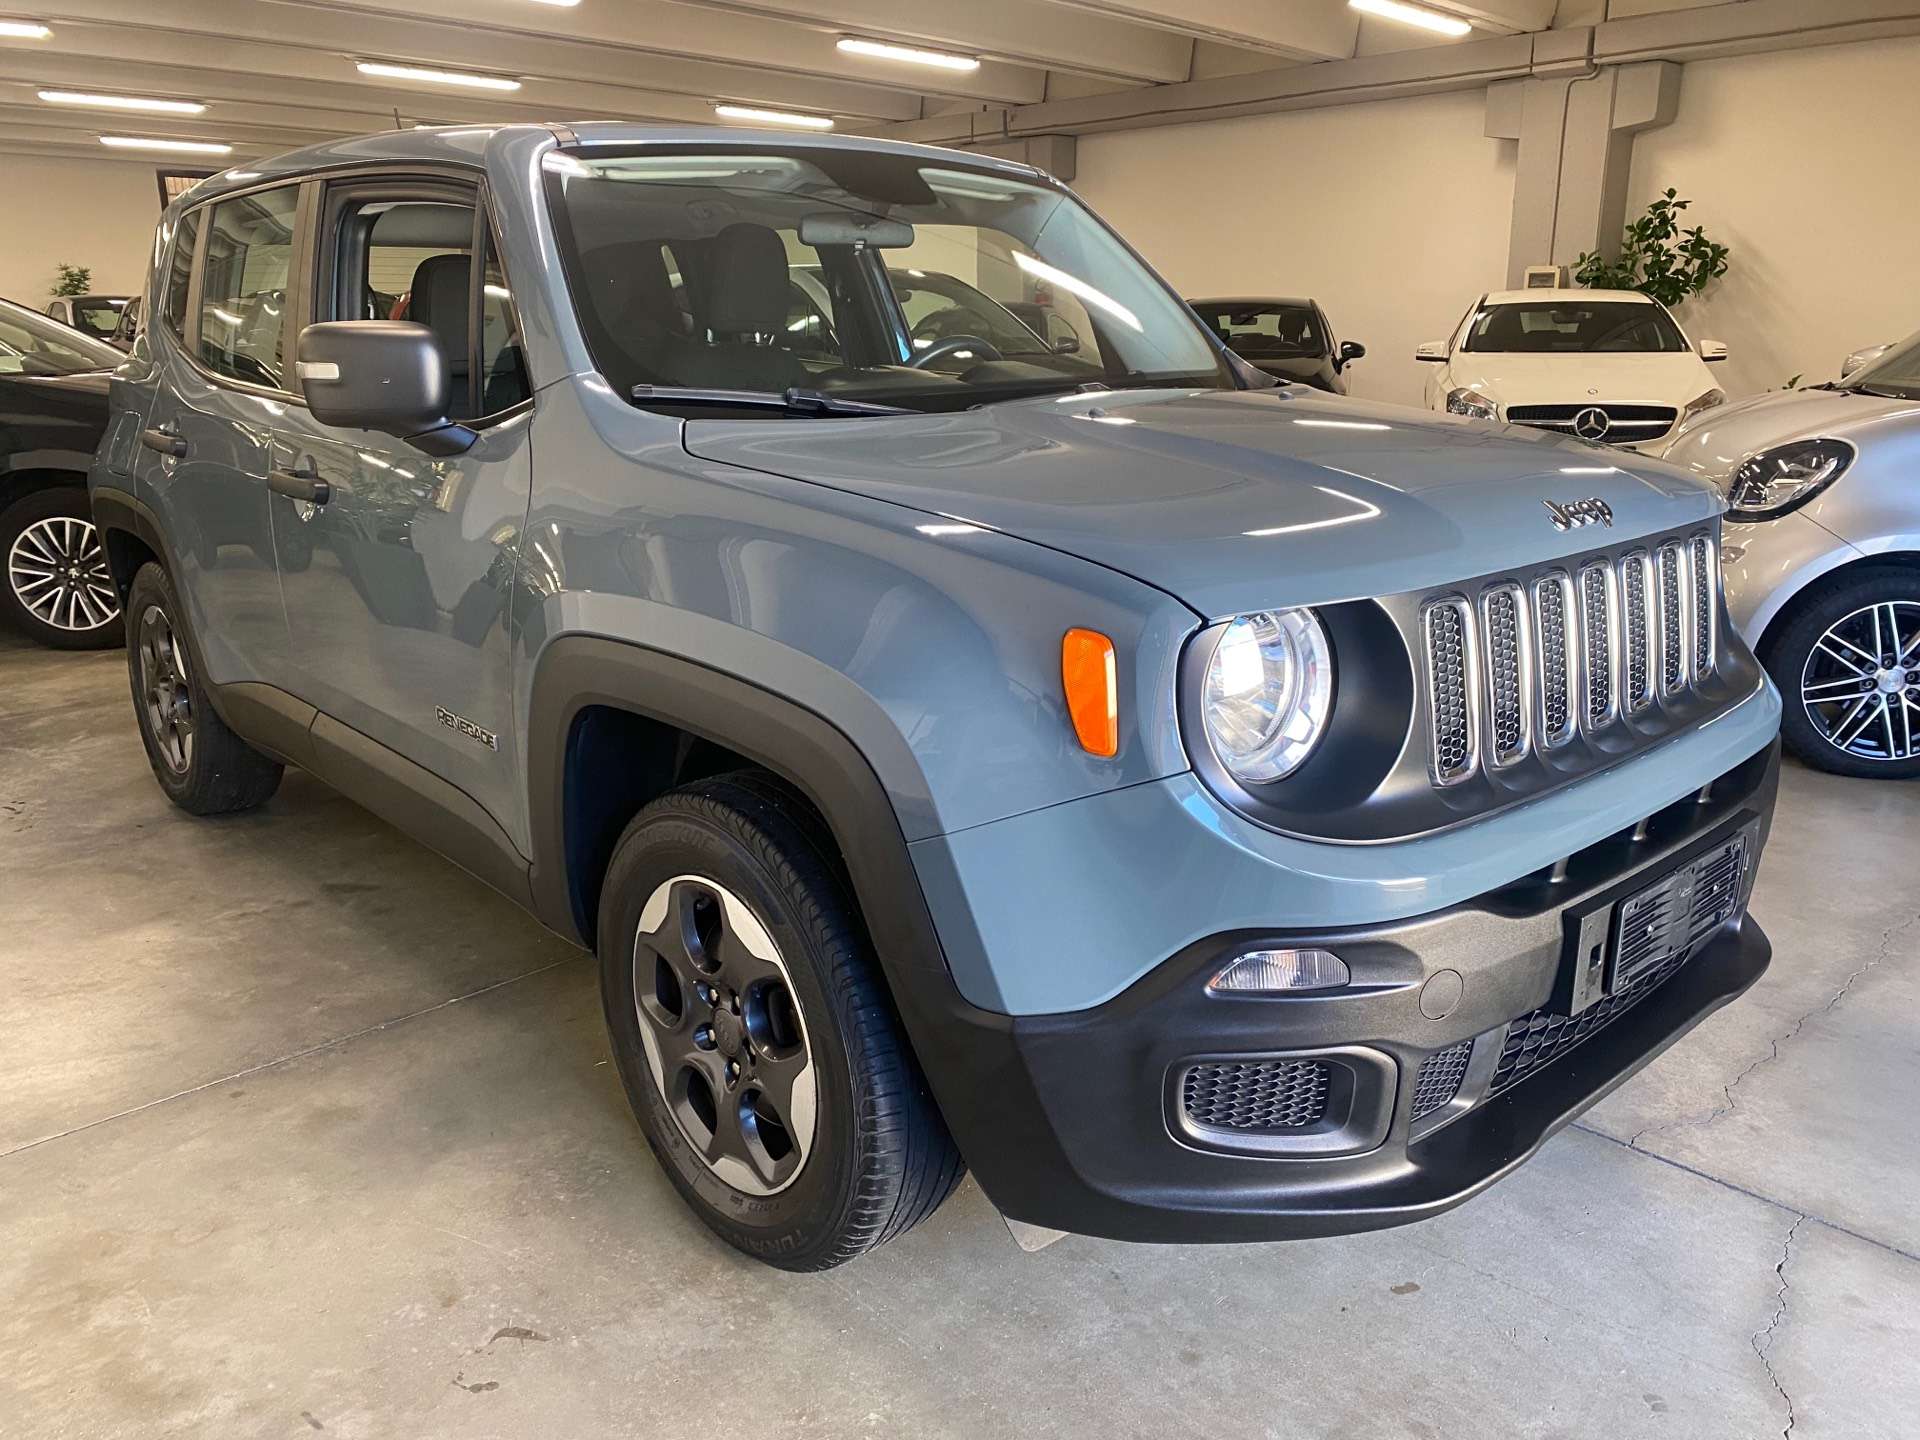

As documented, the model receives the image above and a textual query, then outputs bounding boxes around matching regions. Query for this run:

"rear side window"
[198,186,298,388]
[161,208,199,340]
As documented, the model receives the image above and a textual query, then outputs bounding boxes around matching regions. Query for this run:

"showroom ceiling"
[0,0,1561,163]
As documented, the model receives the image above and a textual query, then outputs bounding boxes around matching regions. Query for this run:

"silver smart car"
[1661,332,1920,778]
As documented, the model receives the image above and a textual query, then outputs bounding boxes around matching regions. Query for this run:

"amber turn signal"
[1061,628,1118,757]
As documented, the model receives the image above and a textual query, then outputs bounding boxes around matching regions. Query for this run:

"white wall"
[1627,38,1920,397]
[1072,89,1516,408]
[0,155,163,310]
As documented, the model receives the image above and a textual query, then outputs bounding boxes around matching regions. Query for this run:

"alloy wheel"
[1800,600,1920,762]
[137,604,195,775]
[8,515,119,633]
[631,875,817,1195]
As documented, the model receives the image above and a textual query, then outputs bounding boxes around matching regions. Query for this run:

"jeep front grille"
[1423,531,1719,785]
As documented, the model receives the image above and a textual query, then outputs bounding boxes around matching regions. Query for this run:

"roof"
[177,122,1046,214]
[1483,287,1654,305]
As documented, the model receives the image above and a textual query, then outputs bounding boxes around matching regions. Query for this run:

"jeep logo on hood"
[1544,497,1614,532]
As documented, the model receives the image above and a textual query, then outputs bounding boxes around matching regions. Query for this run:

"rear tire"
[0,487,123,650]
[1765,567,1920,779]
[597,773,963,1270]
[125,562,284,814]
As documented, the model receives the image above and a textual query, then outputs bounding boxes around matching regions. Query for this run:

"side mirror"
[1840,342,1891,378]
[295,321,473,456]
[1337,339,1367,367]
[1699,340,1729,363]
[1415,341,1447,363]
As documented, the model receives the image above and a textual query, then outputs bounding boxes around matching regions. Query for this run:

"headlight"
[1202,609,1333,782]
[1446,388,1497,420]
[1726,438,1853,521]
[1680,387,1725,424]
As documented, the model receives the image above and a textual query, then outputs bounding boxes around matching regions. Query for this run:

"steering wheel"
[907,334,1004,370]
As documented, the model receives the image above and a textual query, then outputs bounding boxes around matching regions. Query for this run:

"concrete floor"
[3,628,1917,1440]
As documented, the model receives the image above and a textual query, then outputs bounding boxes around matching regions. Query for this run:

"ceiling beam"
[41,0,926,121]
[3,22,774,131]
[1034,0,1358,61]
[655,0,1189,84]
[274,0,1047,104]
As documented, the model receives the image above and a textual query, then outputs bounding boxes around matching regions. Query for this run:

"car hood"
[1244,355,1329,383]
[1659,386,1920,482]
[685,388,1722,618]
[1447,352,1716,411]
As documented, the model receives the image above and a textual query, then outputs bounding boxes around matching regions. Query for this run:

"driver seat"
[673,223,808,391]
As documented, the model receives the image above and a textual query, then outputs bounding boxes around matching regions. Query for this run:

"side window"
[478,225,531,414]
[161,209,199,340]
[198,187,297,387]
[326,193,482,418]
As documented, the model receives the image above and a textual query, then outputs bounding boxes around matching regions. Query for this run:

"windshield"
[70,297,129,338]
[1191,302,1327,360]
[1463,300,1688,354]
[0,301,123,375]
[544,145,1232,414]
[1844,330,1920,399]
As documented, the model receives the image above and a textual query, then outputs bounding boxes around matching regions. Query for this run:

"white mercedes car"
[1418,288,1728,451]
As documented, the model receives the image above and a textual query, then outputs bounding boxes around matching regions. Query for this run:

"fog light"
[1208,948,1349,994]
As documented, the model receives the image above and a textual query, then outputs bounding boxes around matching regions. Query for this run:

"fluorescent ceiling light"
[526,0,580,5]
[0,19,51,39]
[100,135,233,155]
[1348,0,1472,38]
[836,37,979,72]
[357,61,521,91]
[714,103,833,130]
[41,90,206,114]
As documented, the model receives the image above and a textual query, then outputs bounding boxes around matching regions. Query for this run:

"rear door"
[135,183,301,689]
[269,174,535,846]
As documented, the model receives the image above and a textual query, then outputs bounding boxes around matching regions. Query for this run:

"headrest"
[702,223,789,337]
[409,253,472,358]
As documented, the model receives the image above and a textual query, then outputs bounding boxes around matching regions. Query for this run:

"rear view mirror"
[1699,340,1729,363]
[295,321,473,456]
[1415,341,1447,362]
[1337,340,1367,367]
[1840,342,1890,378]
[798,213,914,249]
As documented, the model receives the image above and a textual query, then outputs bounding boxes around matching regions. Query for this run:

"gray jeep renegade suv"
[90,125,1783,1271]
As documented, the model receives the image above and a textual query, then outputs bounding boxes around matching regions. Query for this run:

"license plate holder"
[1555,818,1760,1016]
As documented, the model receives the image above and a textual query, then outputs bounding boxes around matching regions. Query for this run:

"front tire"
[0,487,123,650]
[1765,567,1920,779]
[598,774,963,1270]
[125,563,284,814]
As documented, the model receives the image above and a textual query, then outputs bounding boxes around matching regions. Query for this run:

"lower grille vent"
[1411,1041,1474,1121]
[1182,1060,1331,1132]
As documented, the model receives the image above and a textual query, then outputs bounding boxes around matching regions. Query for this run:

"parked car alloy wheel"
[1,489,122,649]
[1768,570,1920,778]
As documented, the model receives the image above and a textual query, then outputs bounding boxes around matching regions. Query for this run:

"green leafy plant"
[51,263,93,298]
[1572,189,1729,309]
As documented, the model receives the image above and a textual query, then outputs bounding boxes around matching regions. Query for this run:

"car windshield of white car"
[0,303,123,375]
[543,145,1234,416]
[1462,301,1688,354]
[1844,332,1920,399]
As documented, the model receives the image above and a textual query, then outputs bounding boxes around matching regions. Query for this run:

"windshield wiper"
[630,384,914,416]
[1844,383,1910,400]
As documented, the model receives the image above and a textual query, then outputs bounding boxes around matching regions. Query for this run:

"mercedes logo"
[1571,406,1611,441]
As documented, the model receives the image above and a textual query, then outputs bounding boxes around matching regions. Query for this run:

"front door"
[269,179,534,846]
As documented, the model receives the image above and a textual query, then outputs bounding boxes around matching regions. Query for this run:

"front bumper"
[923,741,1778,1244]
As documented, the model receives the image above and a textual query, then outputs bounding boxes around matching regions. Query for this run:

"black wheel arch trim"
[524,635,1055,1202]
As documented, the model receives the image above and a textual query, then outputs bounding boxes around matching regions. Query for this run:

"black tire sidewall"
[1767,568,1920,779]
[125,563,206,803]
[598,801,864,1265]
[0,487,124,650]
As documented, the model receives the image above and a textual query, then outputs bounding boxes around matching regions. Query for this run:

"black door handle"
[268,463,330,506]
[140,427,187,458]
